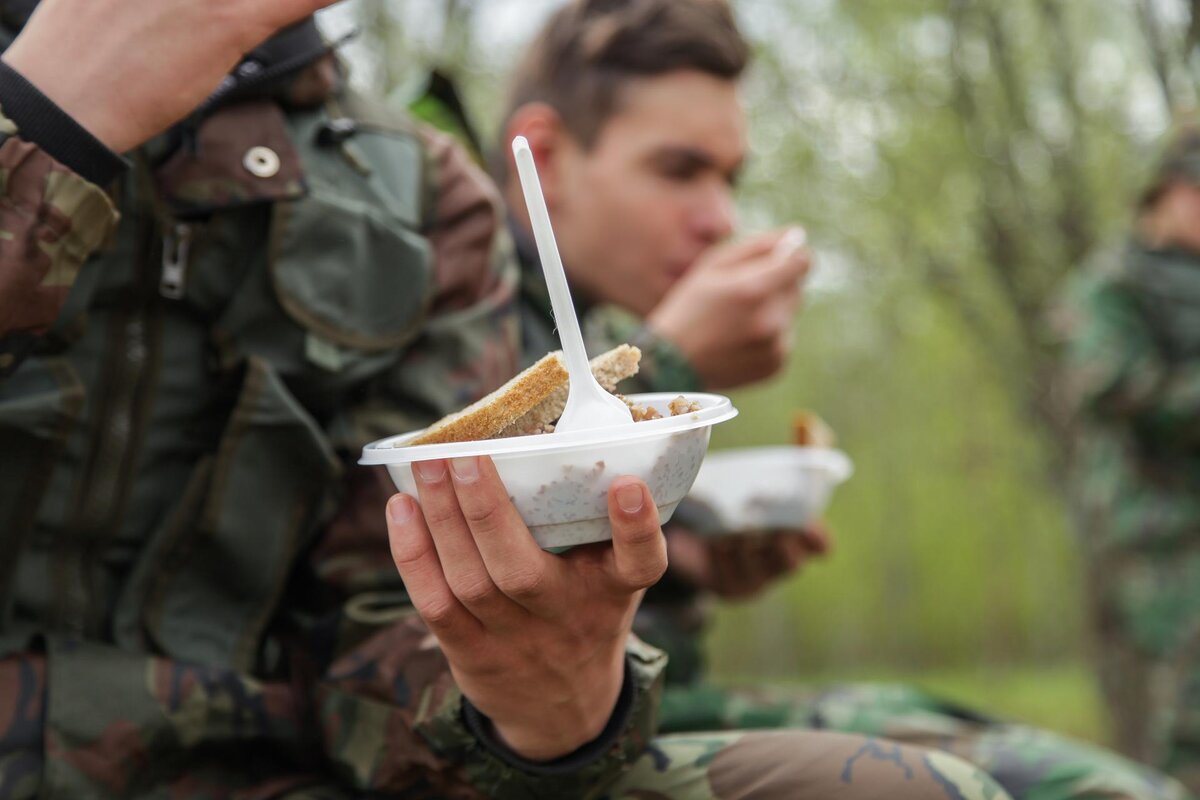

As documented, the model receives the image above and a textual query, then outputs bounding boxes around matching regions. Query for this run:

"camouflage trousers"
[264,730,1009,800]
[1088,546,1200,795]
[0,649,1005,800]
[653,681,1192,800]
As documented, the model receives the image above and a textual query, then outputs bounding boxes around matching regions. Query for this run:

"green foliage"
[707,290,1084,673]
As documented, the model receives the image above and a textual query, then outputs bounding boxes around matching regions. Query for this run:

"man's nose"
[693,181,736,243]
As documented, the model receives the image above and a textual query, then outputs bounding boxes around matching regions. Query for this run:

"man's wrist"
[416,639,667,797]
[0,59,127,185]
[461,655,637,773]
[483,645,626,761]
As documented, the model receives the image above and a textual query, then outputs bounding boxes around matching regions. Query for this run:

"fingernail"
[616,483,644,514]
[415,460,447,483]
[388,495,415,525]
[775,226,807,256]
[450,456,480,483]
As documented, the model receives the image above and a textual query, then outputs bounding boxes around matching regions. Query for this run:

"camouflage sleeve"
[1066,275,1200,443]
[584,304,704,395]
[0,98,121,377]
[317,610,666,799]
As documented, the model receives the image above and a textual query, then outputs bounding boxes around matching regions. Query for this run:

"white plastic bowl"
[360,392,737,548]
[687,446,853,533]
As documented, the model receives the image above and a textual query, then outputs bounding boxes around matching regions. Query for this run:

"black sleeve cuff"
[0,60,128,186]
[461,657,637,776]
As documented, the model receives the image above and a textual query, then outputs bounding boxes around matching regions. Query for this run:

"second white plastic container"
[687,446,853,533]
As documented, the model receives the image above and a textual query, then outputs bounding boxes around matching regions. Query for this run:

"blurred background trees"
[317,0,1200,739]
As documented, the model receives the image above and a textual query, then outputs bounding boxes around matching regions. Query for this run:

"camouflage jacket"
[1064,238,1200,655]
[0,40,664,800]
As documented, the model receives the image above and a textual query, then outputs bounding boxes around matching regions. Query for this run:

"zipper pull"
[160,223,192,300]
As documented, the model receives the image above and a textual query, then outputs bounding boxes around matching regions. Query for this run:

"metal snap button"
[244,146,281,178]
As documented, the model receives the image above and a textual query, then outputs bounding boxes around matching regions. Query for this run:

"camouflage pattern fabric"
[0,134,119,378]
[654,682,1191,800]
[583,303,705,397]
[606,729,1012,800]
[0,629,670,800]
[1064,238,1200,795]
[256,733,1015,800]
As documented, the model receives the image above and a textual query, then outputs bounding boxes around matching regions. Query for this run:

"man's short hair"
[502,0,749,150]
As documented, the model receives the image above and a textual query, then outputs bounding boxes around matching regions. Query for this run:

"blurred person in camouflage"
[494,1,1193,798]
[0,0,1020,798]
[1064,122,1200,795]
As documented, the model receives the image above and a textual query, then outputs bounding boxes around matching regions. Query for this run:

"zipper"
[160,222,192,299]
[55,191,161,636]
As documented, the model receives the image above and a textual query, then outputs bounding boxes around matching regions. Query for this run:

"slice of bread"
[496,344,641,439]
[407,344,641,446]
[792,410,836,448]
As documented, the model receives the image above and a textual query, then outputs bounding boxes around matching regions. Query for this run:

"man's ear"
[505,103,569,208]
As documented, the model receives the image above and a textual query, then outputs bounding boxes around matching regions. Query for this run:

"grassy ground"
[713,662,1109,744]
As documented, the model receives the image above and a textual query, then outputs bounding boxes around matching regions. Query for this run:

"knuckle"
[630,559,668,589]
[460,500,505,533]
[787,248,810,271]
[496,567,548,601]
[622,522,663,551]
[451,573,498,606]
[390,541,426,572]
[796,252,813,276]
[747,316,782,343]
[422,502,461,531]
[414,592,458,628]
[619,534,667,589]
[730,280,763,306]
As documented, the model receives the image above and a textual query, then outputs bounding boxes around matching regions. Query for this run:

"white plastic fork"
[512,136,634,432]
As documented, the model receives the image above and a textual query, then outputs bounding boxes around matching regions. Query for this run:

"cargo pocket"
[0,357,84,628]
[118,356,341,671]
[268,114,434,355]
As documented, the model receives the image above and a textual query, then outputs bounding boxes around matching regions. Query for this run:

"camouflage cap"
[1142,119,1200,207]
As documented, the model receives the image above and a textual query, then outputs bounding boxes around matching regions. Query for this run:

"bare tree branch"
[979,3,1031,132]
[944,0,1078,463]
[1137,0,1179,112]
[1035,0,1096,272]
[1187,0,1200,67]
[947,2,1039,339]
[440,0,477,67]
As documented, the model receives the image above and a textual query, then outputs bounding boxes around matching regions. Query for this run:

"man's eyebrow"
[650,146,746,183]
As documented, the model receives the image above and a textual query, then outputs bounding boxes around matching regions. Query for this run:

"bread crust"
[408,345,641,445]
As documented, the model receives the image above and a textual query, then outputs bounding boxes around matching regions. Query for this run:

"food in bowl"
[361,345,736,547]
[688,411,853,535]
[406,344,699,444]
[792,410,837,448]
